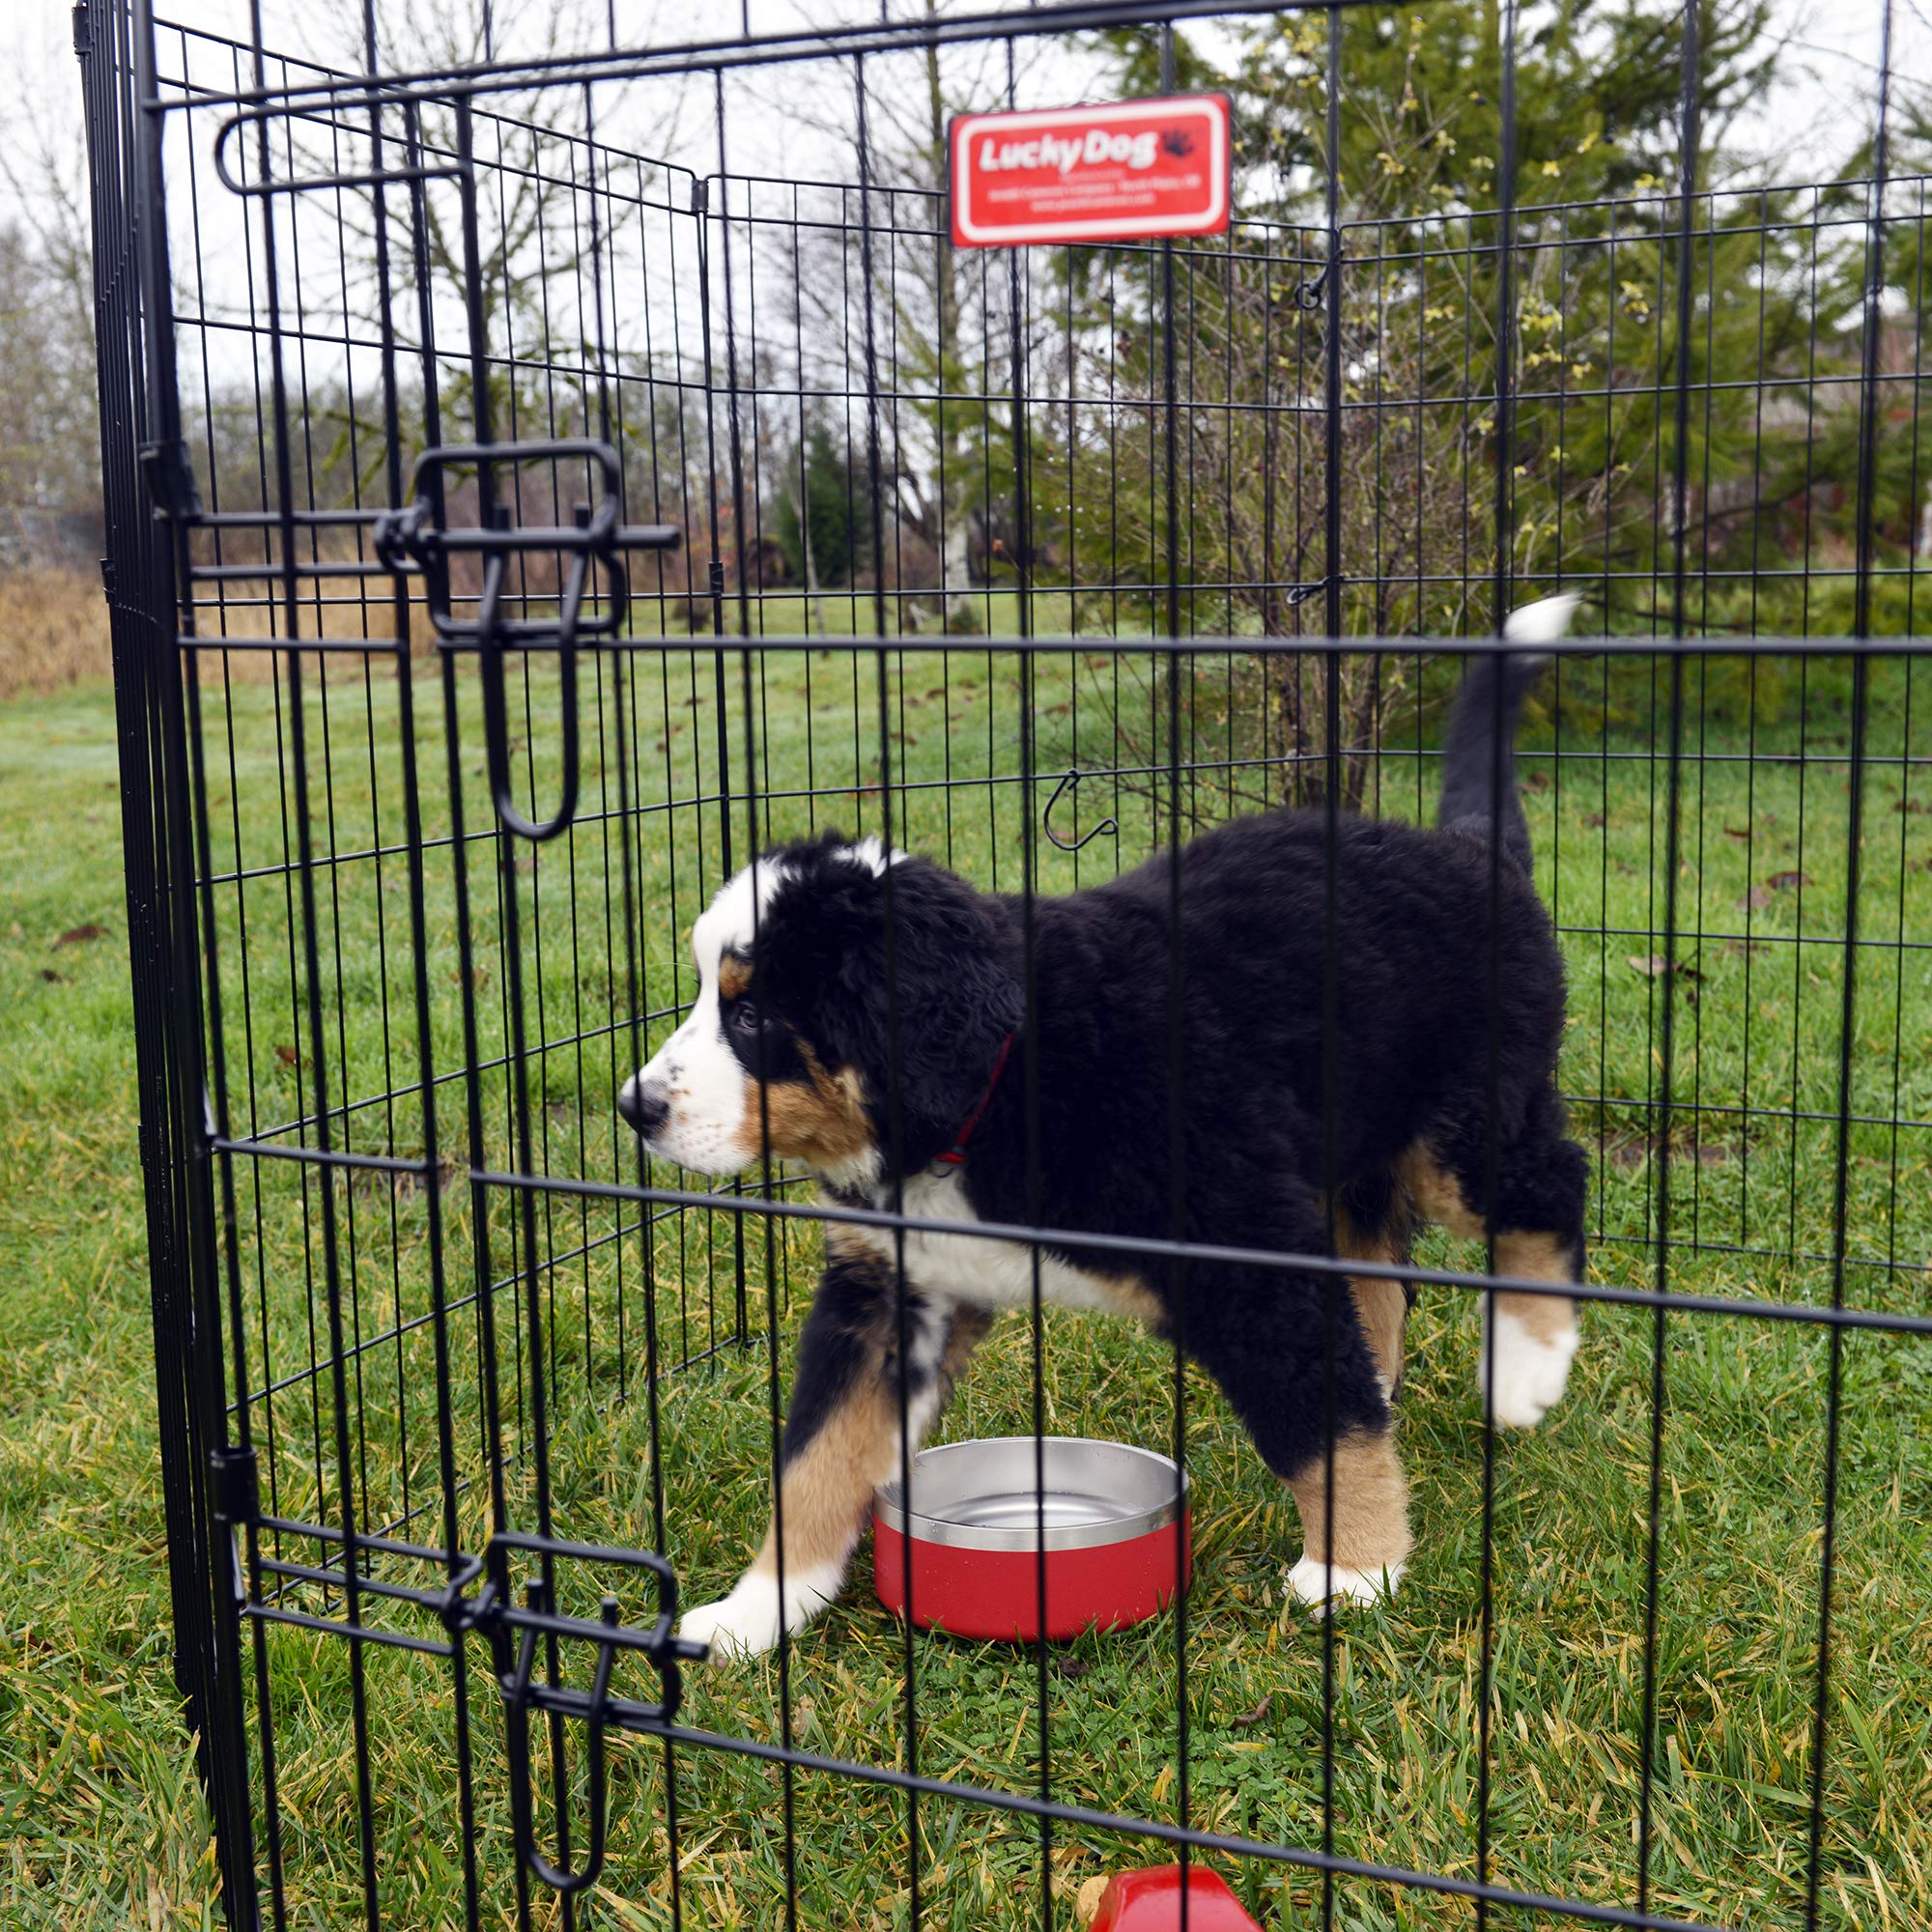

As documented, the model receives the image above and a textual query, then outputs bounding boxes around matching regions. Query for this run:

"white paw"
[678,1564,843,1662]
[1483,1304,1580,1429]
[1285,1553,1404,1613]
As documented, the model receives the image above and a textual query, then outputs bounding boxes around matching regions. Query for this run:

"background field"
[3,639,1930,1931]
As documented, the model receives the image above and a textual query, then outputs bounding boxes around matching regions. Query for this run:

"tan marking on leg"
[750,1374,898,1581]
[1397,1149,1580,1334]
[1492,1228,1579,1343]
[751,1302,991,1582]
[1335,1205,1408,1396]
[1395,1142,1486,1238]
[718,952,753,1001]
[736,1046,874,1170]
[1287,1429,1412,1575]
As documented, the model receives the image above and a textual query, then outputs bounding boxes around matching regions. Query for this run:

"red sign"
[949,95,1232,249]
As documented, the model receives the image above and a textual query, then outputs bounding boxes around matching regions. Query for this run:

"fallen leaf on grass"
[1521,769,1550,793]
[40,969,64,982]
[1584,810,1606,828]
[1628,954,1704,981]
[1738,885,1772,911]
[1231,1693,1274,1728]
[1722,825,1752,840]
[1606,1135,1735,1170]
[1051,1654,1091,1681]
[1075,1876,1110,1926]
[55,923,106,946]
[1894,797,1926,814]
[1766,869,1814,891]
[274,1044,300,1067]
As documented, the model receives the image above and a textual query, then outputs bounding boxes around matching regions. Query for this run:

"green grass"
[2,644,1929,1931]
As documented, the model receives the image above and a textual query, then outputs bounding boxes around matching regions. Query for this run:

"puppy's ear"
[811,857,1019,1171]
[875,859,1020,1158]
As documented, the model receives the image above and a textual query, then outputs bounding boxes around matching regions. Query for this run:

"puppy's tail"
[1436,593,1577,874]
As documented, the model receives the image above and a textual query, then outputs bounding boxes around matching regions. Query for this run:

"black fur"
[780,1244,988,1468]
[712,666,1583,1489]
[1435,649,1548,874]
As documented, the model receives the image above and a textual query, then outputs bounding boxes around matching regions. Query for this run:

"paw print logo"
[1160,128,1196,160]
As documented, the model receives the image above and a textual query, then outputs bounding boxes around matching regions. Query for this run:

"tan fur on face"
[718,952,753,1001]
[1334,1207,1408,1395]
[1287,1429,1411,1574]
[735,1043,874,1171]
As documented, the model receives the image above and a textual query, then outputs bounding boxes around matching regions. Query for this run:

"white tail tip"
[1503,592,1581,646]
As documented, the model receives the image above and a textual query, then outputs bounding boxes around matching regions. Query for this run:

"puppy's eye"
[730,1001,761,1036]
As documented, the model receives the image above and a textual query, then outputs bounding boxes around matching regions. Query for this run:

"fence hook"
[502,1580,619,1899]
[1043,769,1118,854]
[1292,258,1335,312]
[1285,574,1345,610]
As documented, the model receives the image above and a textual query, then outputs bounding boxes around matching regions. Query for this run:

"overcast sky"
[4,0,1924,295]
[7,1,1923,200]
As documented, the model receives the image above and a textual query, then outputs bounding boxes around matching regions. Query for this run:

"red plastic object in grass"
[1087,1866,1262,1932]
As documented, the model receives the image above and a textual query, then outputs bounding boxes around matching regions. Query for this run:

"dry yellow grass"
[0,567,111,700]
[0,559,436,706]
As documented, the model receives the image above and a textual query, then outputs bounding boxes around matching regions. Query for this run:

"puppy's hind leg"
[1335,1172,1416,1406]
[1284,1426,1411,1611]
[1402,1090,1588,1429]
[681,1243,989,1661]
[1188,1258,1411,1613]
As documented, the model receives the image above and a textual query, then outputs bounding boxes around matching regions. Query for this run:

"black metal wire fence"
[81,0,1932,1927]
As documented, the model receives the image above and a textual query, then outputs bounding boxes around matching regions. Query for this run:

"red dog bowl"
[873,1437,1189,1641]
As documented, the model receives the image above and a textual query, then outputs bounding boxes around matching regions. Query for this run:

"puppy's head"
[618,834,1019,1185]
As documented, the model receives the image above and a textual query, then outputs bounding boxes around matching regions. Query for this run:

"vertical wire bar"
[1637,1,1700,1910]
[368,47,482,1932]
[1318,14,1345,1930]
[857,58,922,1932]
[1805,4,1890,1920]
[412,101,512,1577]
[117,10,262,1923]
[452,91,571,1925]
[611,145,684,1932]
[1474,7,1520,1925]
[998,40,1053,1931]
[693,111,749,1350]
[1157,27,1192,1927]
[244,6,381,1919]
[714,72,800,1925]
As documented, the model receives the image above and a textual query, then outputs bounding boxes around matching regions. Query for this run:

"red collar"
[934,1033,1014,1168]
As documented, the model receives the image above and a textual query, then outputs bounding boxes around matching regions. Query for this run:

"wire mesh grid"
[78,1,1932,1927]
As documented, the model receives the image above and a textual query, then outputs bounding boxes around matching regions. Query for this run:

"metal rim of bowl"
[874,1436,1189,1552]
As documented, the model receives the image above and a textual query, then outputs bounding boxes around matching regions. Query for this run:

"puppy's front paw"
[679,1564,844,1662]
[1484,1305,1579,1429]
[680,1577,784,1661]
[1285,1554,1403,1615]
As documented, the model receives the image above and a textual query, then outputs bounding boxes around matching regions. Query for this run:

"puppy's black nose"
[617,1078,669,1138]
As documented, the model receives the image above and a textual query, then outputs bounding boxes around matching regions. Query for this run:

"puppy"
[619,599,1586,1658]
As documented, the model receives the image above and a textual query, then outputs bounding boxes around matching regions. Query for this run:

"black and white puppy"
[619,599,1586,1659]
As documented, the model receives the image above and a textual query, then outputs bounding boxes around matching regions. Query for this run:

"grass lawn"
[2,639,1929,1930]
